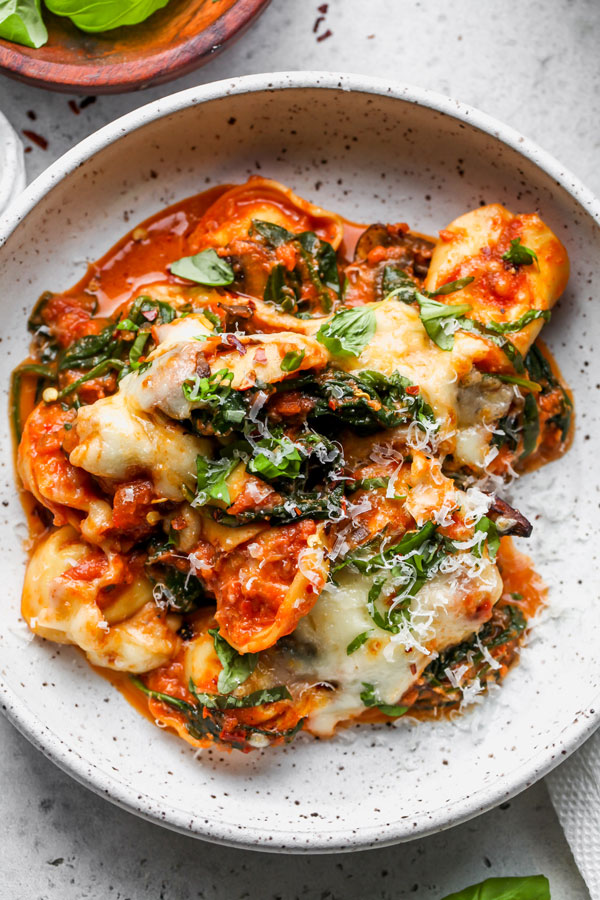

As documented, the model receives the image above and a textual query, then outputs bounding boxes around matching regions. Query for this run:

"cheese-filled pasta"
[13,179,571,753]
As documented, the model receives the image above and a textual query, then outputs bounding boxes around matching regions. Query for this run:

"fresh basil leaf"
[382,266,418,302]
[248,434,303,480]
[0,0,47,47]
[128,330,150,370]
[429,276,475,296]
[45,0,169,32]
[171,249,234,286]
[189,682,292,710]
[502,238,539,269]
[416,295,472,350]
[264,263,298,312]
[473,516,500,560]
[209,628,258,694]
[149,567,205,614]
[130,677,195,715]
[316,305,376,357]
[485,309,550,334]
[520,392,540,459]
[360,682,408,717]
[495,374,541,393]
[56,358,125,400]
[252,219,294,247]
[346,630,372,655]
[440,874,550,900]
[194,455,238,507]
[347,476,389,493]
[280,349,306,372]
[59,325,119,371]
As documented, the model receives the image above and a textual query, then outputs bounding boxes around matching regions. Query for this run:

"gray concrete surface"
[1,0,598,896]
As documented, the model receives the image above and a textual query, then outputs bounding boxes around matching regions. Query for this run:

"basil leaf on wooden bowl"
[0,0,47,48]
[441,875,550,900]
[44,0,170,32]
[170,248,234,287]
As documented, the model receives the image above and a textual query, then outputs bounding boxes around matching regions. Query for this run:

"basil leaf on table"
[0,0,47,47]
[209,629,258,694]
[44,0,170,32]
[316,305,376,357]
[440,874,551,900]
[170,249,234,286]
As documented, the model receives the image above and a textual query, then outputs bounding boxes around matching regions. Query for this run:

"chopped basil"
[502,238,539,269]
[484,309,550,334]
[170,249,234,286]
[209,628,258,693]
[148,567,205,614]
[381,266,418,301]
[264,264,297,312]
[248,433,303,480]
[194,455,238,507]
[440,874,550,900]
[520,392,540,459]
[189,682,292,710]
[346,631,372,655]
[360,682,408,717]
[335,521,454,633]
[316,305,376,357]
[253,220,341,314]
[495,374,541,393]
[280,349,306,372]
[429,276,475,296]
[473,516,500,560]
[347,477,389,492]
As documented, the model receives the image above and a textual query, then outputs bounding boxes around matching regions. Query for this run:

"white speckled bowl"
[0,72,599,853]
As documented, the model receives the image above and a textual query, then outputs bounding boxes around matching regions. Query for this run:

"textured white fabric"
[548,730,600,899]
[0,111,26,216]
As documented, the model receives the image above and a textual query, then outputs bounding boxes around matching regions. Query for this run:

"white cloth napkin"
[548,730,600,898]
[0,111,26,216]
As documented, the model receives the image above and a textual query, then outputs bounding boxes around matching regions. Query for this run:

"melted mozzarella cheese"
[70,389,210,500]
[293,553,502,736]
[339,299,461,448]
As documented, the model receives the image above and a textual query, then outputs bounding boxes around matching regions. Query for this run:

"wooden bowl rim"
[0,0,271,93]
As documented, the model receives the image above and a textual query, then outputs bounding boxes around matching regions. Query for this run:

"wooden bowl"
[0,0,271,94]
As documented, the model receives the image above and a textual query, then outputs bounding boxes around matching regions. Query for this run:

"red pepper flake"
[79,96,97,109]
[68,100,80,116]
[170,516,187,531]
[410,663,417,675]
[142,307,158,322]
[313,14,325,32]
[317,28,332,42]
[22,130,48,150]
[26,110,36,121]
[406,385,420,396]
[318,2,328,11]
[254,347,267,364]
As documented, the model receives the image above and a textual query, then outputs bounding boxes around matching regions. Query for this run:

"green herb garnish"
[280,349,306,372]
[170,249,234,286]
[209,629,258,694]
[346,631,372,655]
[360,682,408,717]
[502,238,539,269]
[316,305,377,358]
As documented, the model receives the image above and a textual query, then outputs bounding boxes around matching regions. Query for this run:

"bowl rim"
[1,71,599,853]
[0,0,272,93]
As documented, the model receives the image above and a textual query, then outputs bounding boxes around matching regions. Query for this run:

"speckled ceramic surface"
[0,72,598,853]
